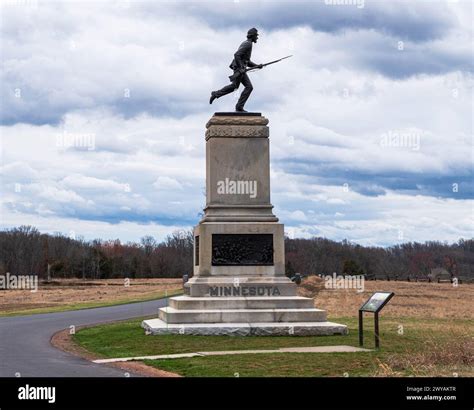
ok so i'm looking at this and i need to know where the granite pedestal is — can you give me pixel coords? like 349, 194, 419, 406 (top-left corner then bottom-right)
142, 113, 347, 336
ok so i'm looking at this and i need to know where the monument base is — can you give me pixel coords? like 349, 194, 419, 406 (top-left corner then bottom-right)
142, 112, 348, 337
142, 289, 348, 337
142, 318, 348, 336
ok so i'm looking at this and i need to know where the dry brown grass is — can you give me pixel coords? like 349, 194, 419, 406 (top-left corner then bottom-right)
297, 275, 325, 298
376, 334, 474, 377
297, 276, 474, 319
0, 278, 182, 314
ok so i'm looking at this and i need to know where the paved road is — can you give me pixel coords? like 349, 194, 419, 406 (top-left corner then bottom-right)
0, 298, 168, 377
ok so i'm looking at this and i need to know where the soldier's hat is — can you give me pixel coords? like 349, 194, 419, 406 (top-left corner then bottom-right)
247, 28, 259, 37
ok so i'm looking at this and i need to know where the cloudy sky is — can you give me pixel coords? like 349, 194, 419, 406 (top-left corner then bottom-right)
0, 0, 472, 246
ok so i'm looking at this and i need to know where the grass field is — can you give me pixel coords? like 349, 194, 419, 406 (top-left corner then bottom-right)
73, 280, 474, 377
0, 278, 182, 316
74, 316, 473, 377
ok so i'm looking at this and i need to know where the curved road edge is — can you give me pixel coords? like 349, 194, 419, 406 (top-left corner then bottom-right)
0, 297, 170, 377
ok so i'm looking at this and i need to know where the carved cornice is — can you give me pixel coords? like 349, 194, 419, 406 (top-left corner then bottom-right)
206, 115, 269, 128
206, 125, 269, 139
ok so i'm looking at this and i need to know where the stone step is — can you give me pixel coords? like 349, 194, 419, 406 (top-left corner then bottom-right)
169, 295, 315, 310
142, 319, 348, 336
158, 307, 327, 324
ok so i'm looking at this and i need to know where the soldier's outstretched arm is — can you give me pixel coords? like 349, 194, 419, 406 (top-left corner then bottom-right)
248, 60, 263, 69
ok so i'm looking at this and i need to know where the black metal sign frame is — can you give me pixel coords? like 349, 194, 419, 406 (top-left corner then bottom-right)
359, 292, 394, 349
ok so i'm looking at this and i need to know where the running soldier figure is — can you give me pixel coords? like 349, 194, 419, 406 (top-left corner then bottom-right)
209, 28, 263, 112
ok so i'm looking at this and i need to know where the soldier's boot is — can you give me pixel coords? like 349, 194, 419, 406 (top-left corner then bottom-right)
209, 92, 217, 104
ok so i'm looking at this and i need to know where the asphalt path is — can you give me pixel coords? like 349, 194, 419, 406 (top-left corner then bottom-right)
0, 298, 169, 377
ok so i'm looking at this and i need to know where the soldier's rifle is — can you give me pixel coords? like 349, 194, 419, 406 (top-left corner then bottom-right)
229, 55, 292, 82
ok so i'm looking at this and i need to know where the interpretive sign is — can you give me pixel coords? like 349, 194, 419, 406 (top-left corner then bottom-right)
360, 292, 394, 313
359, 291, 394, 348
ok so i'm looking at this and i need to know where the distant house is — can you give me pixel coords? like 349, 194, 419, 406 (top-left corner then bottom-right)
429, 268, 452, 282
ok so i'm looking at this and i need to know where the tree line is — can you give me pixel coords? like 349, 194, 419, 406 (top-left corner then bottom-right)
285, 237, 473, 281
0, 226, 472, 281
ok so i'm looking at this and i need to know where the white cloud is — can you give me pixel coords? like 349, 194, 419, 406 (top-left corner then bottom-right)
0, 0, 472, 246
281, 189, 473, 247
61, 174, 130, 192
153, 176, 184, 191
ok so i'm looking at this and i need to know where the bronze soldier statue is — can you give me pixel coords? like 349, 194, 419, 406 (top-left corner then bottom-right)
210, 28, 263, 112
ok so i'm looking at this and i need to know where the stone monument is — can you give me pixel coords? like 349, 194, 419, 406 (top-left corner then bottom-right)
142, 113, 347, 336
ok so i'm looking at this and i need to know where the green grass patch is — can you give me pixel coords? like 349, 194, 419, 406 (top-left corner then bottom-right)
144, 352, 380, 377
73, 315, 473, 377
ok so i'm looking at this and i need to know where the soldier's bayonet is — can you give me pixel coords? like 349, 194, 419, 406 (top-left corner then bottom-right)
229, 55, 292, 81
248, 54, 293, 71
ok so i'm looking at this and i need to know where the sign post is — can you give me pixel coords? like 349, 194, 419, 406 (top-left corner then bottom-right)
359, 292, 394, 349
